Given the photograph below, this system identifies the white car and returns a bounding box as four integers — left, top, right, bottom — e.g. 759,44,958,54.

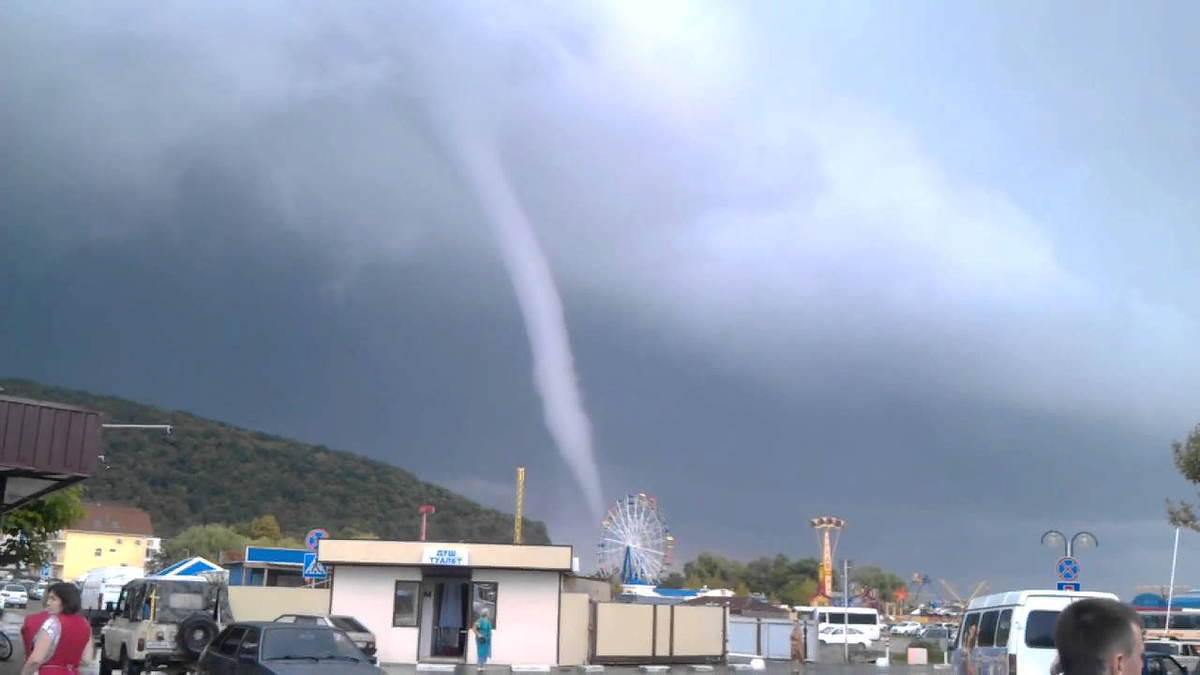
274,614,377,661
819,625,872,649
1,584,28,608
892,621,923,636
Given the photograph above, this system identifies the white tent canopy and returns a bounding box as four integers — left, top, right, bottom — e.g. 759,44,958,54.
151,556,225,580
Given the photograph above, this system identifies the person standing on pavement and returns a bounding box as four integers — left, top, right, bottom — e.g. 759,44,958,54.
21,583,93,675
1053,598,1143,675
790,617,804,672
472,607,493,666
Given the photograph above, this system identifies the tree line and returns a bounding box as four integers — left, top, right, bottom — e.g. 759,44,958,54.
626,552,908,606
0,379,551,550
153,514,385,569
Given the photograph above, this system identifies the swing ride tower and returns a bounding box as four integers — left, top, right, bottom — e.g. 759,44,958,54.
810,516,846,604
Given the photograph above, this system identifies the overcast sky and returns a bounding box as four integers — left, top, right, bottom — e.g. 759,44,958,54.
3,0,1200,598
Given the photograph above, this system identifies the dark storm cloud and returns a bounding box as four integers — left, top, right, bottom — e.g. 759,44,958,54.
3,0,1198,593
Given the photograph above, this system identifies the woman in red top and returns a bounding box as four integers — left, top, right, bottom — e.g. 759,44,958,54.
22,582,94,675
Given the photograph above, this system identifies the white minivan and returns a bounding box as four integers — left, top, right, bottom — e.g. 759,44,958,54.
950,589,1120,675
79,566,144,625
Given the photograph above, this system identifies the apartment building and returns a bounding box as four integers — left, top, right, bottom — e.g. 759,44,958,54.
49,503,155,581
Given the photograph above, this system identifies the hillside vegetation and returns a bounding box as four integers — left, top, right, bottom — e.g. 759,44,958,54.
0,379,550,545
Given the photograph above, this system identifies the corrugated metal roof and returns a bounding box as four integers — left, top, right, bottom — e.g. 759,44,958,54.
0,395,103,474
0,395,103,512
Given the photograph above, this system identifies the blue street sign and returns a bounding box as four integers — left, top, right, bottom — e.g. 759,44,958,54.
302,552,327,580
1057,556,1080,582
39,562,50,580
1057,582,1080,592
305,528,329,552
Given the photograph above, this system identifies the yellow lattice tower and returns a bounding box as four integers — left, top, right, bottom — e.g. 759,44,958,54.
513,466,525,544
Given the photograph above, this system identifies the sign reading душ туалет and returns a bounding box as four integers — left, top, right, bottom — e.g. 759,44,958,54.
422,546,469,566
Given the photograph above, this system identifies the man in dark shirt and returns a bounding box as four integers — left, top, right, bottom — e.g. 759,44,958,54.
1054,598,1143,675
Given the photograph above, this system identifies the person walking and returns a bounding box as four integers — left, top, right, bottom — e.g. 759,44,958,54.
473,608,493,666
1053,598,1143,675
21,583,93,675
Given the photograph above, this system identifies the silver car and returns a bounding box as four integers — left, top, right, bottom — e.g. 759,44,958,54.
273,613,377,661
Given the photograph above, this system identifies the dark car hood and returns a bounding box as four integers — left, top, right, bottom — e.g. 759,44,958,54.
264,661,382,675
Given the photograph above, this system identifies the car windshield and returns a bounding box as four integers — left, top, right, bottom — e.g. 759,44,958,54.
5,585,25,592
1146,644,1179,655
262,627,364,661
329,616,368,633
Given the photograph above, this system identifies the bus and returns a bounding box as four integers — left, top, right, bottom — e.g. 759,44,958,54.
1136,609,1200,641
1133,590,1200,641
798,606,881,641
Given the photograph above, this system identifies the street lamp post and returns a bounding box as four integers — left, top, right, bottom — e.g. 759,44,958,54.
1040,530,1099,558
842,558,853,663
102,424,172,434
1041,531,1097,589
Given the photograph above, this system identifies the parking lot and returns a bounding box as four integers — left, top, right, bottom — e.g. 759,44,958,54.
1,604,36,675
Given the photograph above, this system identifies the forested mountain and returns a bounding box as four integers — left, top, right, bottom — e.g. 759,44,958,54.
0,379,550,544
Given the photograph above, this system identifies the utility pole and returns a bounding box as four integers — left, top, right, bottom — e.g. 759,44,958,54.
843,558,853,663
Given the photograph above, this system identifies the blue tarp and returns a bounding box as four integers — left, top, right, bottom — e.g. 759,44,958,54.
1132,591,1200,610
654,588,701,597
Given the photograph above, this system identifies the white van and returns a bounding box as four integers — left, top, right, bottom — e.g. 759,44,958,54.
79,566,144,624
950,589,1120,675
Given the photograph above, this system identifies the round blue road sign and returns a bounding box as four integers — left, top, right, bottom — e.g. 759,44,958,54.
1057,556,1080,582
305,528,329,552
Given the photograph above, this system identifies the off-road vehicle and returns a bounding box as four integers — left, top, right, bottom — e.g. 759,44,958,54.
99,573,233,675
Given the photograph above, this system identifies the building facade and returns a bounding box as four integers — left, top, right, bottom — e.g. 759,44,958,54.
220,546,309,587
319,539,572,666
49,503,154,580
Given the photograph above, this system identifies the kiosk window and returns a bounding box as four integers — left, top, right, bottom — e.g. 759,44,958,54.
472,582,498,628
393,581,420,627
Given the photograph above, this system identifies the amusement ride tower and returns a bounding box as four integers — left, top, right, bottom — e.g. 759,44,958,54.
810,516,846,605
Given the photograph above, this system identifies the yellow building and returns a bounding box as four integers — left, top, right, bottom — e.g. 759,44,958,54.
49,503,155,581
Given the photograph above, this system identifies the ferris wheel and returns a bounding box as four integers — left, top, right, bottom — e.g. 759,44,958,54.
597,493,674,585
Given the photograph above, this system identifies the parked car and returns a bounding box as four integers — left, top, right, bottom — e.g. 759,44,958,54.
1,584,29,609
197,622,382,675
892,621,922,636
274,614,376,662
919,627,951,642
818,625,872,649
1145,641,1200,673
